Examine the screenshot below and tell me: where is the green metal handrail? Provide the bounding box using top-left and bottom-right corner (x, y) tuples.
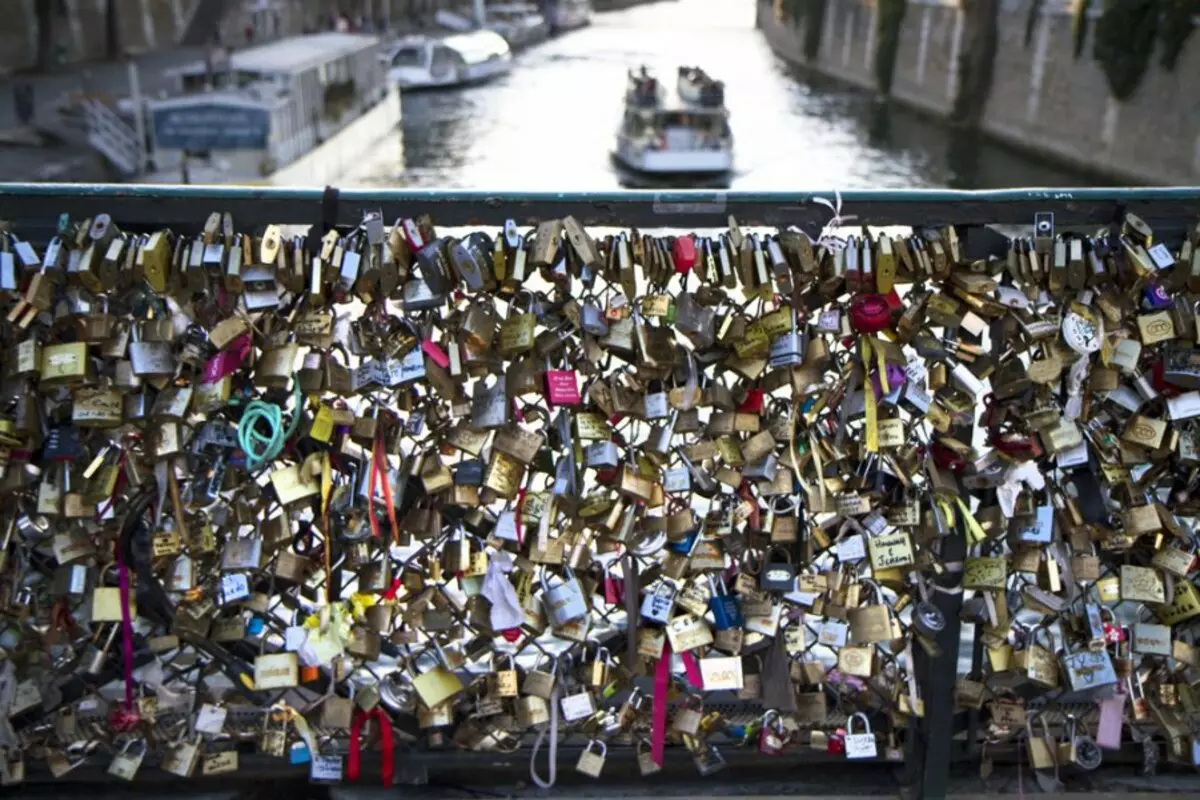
(2, 183), (1199, 234)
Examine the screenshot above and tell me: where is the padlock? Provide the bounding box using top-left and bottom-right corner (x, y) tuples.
(843, 713), (877, 759)
(708, 574), (744, 630)
(759, 546), (796, 592)
(640, 581), (678, 624)
(541, 567), (588, 626)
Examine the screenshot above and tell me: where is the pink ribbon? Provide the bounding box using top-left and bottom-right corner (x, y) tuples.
(116, 543), (135, 710)
(651, 641), (671, 767)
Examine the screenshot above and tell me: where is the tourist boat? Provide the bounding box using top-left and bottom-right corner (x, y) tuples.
(612, 66), (733, 177)
(484, 3), (551, 50)
(545, 0), (592, 34)
(383, 30), (513, 90)
(95, 32), (402, 186)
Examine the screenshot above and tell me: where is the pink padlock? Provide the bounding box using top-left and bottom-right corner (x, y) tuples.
(421, 338), (450, 370)
(544, 357), (580, 407)
(203, 333), (251, 383)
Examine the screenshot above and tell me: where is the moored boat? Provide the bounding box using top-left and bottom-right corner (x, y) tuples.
(102, 32), (402, 186)
(383, 30), (513, 90)
(545, 0), (592, 33)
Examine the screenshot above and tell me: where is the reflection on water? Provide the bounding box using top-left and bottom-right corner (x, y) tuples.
(340, 0), (1102, 191)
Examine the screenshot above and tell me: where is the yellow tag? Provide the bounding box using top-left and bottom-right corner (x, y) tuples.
(955, 498), (987, 545)
(862, 339), (879, 453)
(310, 404), (334, 443)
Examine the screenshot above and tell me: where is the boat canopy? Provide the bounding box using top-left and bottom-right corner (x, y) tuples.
(443, 31), (512, 64)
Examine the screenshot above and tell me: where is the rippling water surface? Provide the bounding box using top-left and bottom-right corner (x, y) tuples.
(343, 0), (1100, 191)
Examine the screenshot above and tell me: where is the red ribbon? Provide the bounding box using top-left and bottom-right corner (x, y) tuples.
(651, 640), (671, 767)
(347, 707), (394, 786)
(368, 436), (399, 545)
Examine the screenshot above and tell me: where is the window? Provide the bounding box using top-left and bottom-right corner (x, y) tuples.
(391, 47), (423, 68)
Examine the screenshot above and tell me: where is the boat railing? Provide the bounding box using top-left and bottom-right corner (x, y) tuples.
(82, 99), (144, 177)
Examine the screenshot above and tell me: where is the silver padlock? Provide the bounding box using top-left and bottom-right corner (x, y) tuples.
(768, 306), (805, 368)
(128, 323), (176, 379)
(584, 440), (620, 469)
(541, 567), (588, 626)
(640, 581), (678, 624)
(581, 300), (609, 336)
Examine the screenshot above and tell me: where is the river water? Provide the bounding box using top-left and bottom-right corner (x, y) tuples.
(343, 0), (1103, 191)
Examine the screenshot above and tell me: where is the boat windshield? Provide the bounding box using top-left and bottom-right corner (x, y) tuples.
(624, 110), (730, 150)
(390, 46), (424, 68)
(445, 33), (507, 64)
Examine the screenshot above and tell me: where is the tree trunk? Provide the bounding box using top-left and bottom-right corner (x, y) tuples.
(35, 0), (54, 70)
(105, 0), (120, 60)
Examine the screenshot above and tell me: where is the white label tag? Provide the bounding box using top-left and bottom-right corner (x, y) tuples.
(560, 692), (596, 722)
(194, 703), (227, 735)
(817, 309), (841, 332)
(1148, 242), (1175, 269)
(1168, 391), (1200, 421)
(285, 625), (308, 651)
(836, 534), (866, 562)
(1105, 386), (1143, 413)
(845, 732), (878, 759)
(699, 656), (744, 691)
(904, 385), (932, 413)
(1056, 441), (1089, 468)
(663, 466), (690, 493)
(310, 755), (343, 782)
(220, 573), (250, 604)
(818, 619), (849, 648)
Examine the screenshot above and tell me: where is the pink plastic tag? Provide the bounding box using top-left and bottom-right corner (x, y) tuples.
(1096, 691), (1126, 749)
(421, 339), (450, 369)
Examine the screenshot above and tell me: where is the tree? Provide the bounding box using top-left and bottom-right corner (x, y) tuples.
(35, 0), (54, 69)
(105, 0), (120, 59)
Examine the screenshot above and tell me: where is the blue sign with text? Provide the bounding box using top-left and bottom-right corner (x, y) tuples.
(152, 104), (270, 151)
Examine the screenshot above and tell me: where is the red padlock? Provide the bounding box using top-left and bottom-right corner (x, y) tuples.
(672, 235), (697, 274)
(737, 388), (764, 413)
(759, 711), (786, 756)
(826, 731), (846, 756)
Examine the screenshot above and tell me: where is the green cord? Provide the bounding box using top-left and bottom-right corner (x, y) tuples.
(237, 385), (303, 472)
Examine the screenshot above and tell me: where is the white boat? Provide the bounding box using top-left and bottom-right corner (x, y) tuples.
(383, 30), (513, 90)
(110, 33), (401, 186)
(546, 0), (592, 33)
(613, 66), (733, 176)
(484, 3), (551, 50)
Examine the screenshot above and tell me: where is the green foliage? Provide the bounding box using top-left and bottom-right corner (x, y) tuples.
(874, 0), (908, 93)
(803, 0), (828, 61)
(1072, 0), (1092, 59)
(1025, 0), (1045, 46)
(1093, 0), (1159, 100)
(1158, 0), (1198, 69)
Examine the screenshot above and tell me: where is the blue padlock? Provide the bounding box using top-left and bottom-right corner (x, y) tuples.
(247, 617), (266, 637)
(289, 741), (311, 765)
(668, 529), (699, 555)
(708, 575), (743, 630)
